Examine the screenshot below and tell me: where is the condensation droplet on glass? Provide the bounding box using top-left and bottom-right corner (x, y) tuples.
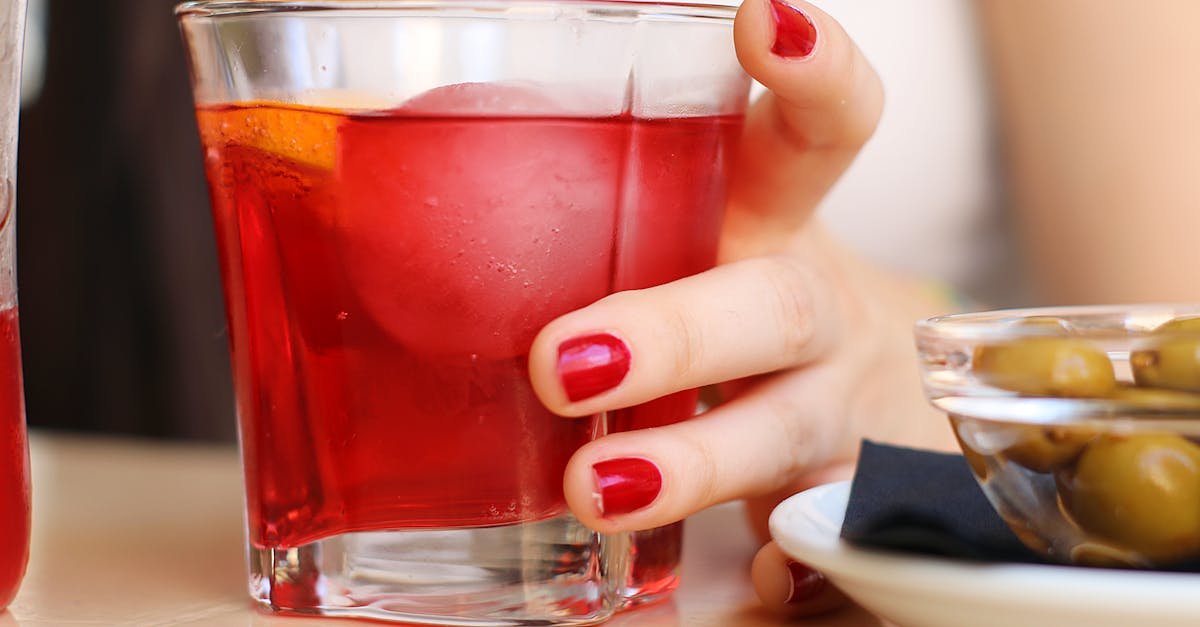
(336, 311), (349, 321)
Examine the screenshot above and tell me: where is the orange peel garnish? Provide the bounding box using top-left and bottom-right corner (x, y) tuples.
(196, 102), (340, 170)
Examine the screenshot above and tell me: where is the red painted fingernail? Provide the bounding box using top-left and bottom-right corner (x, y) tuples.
(557, 333), (631, 402)
(769, 0), (817, 59)
(592, 457), (662, 517)
(785, 560), (827, 604)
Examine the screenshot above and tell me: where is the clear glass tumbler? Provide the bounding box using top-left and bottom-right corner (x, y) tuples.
(178, 1), (748, 624)
(0, 0), (30, 610)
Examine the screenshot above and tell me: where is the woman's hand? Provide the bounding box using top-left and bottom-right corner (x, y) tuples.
(528, 0), (957, 615)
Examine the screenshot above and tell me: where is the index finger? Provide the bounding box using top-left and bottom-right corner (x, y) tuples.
(725, 0), (884, 254)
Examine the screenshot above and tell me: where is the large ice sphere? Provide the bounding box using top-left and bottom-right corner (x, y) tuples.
(335, 83), (624, 358)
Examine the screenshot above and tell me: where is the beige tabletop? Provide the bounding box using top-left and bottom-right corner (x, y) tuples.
(4, 433), (884, 627)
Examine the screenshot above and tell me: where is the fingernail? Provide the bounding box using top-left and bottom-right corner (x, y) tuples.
(592, 457), (662, 517)
(785, 560), (827, 604)
(557, 333), (631, 402)
(769, 0), (817, 59)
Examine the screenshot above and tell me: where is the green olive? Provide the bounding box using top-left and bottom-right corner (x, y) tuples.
(1131, 320), (1200, 392)
(949, 415), (990, 480)
(1057, 433), (1200, 563)
(1154, 316), (1200, 333)
(974, 337), (1116, 397)
(1002, 426), (1097, 473)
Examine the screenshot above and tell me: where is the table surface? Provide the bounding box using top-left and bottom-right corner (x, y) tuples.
(5, 433), (885, 626)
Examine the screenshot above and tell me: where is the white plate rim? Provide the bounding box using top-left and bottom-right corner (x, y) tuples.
(769, 481), (1200, 619)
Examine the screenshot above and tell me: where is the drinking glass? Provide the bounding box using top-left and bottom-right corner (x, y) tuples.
(178, 1), (748, 623)
(0, 0), (30, 610)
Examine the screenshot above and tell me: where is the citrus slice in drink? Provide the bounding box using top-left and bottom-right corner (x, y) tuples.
(198, 102), (383, 350)
(196, 101), (341, 171)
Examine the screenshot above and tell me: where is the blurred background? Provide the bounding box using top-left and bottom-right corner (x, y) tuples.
(17, 0), (234, 441)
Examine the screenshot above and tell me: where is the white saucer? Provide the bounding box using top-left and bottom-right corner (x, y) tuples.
(770, 481), (1200, 627)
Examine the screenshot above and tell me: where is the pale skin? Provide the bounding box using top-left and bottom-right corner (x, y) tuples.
(526, 0), (1200, 616)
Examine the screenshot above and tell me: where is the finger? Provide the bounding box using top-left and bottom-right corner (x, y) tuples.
(752, 542), (849, 617)
(725, 0), (884, 248)
(560, 373), (848, 533)
(744, 461), (856, 544)
(528, 252), (841, 416)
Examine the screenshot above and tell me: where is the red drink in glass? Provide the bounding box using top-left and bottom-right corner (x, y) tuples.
(0, 307), (28, 609)
(182, 5), (747, 622)
(197, 102), (741, 550)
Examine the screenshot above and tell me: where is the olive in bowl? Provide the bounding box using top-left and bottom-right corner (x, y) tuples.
(916, 305), (1200, 568)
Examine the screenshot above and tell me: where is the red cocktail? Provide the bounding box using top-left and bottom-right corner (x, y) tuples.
(198, 100), (741, 548)
(180, 2), (748, 622)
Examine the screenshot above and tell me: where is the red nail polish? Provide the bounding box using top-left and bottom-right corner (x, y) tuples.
(557, 333), (631, 402)
(785, 560), (827, 604)
(592, 457), (662, 517)
(769, 0), (817, 58)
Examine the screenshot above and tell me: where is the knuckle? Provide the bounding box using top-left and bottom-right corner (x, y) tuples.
(754, 256), (818, 367)
(679, 431), (722, 507)
(764, 392), (816, 485)
(765, 376), (850, 489)
(597, 289), (708, 386)
(661, 302), (705, 383)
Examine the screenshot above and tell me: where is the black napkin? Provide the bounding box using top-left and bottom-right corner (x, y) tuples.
(839, 440), (1200, 572)
(839, 440), (1044, 563)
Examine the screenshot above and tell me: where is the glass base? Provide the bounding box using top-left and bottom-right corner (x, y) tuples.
(620, 521), (683, 608)
(249, 513), (626, 626)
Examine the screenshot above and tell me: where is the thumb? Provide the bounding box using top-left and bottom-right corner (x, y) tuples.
(752, 541), (849, 617)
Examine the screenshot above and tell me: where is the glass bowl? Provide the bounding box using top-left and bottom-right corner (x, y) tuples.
(915, 304), (1200, 568)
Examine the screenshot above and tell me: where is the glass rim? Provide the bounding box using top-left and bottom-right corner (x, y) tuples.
(940, 401), (1200, 430)
(175, 0), (741, 21)
(914, 303), (1200, 342)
